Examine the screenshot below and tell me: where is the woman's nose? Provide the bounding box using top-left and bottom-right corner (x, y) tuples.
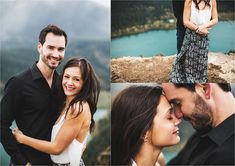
(67, 78), (73, 85)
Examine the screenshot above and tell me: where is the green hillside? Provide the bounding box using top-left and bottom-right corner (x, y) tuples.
(0, 40), (110, 91)
(112, 0), (235, 37)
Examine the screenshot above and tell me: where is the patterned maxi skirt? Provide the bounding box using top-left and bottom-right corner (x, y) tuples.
(170, 28), (209, 83)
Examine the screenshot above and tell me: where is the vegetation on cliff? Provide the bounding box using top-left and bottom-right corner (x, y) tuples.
(112, 0), (235, 38)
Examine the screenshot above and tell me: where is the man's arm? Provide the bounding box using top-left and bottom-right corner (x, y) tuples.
(14, 102), (90, 155)
(0, 77), (28, 165)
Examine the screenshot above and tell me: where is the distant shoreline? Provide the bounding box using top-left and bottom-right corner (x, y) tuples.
(112, 22), (176, 39)
(112, 13), (234, 38)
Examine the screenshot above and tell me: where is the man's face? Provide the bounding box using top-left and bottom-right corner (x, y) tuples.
(38, 32), (66, 69)
(162, 83), (213, 131)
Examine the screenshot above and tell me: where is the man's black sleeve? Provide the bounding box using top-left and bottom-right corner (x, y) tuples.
(0, 77), (27, 165)
(172, 0), (185, 27)
(167, 132), (198, 165)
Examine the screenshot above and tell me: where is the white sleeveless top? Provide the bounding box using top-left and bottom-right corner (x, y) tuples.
(190, 0), (212, 25)
(131, 159), (160, 166)
(131, 159), (137, 166)
(50, 113), (89, 166)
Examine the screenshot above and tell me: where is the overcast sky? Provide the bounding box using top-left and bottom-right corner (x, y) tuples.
(0, 0), (110, 42)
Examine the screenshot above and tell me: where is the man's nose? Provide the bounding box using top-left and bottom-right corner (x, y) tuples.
(175, 109), (183, 119)
(52, 50), (60, 58)
(172, 112), (181, 125)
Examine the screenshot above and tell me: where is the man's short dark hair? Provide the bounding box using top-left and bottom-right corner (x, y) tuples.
(174, 83), (231, 92)
(39, 24), (67, 46)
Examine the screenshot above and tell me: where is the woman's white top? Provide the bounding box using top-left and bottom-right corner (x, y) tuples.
(131, 159), (137, 166)
(50, 113), (89, 166)
(131, 159), (160, 166)
(190, 0), (212, 25)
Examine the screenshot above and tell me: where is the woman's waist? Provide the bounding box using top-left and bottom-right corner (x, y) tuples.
(50, 139), (86, 160)
(51, 148), (70, 164)
(184, 28), (209, 42)
(190, 14), (211, 25)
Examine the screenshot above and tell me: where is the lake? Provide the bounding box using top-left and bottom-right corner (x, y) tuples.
(111, 21), (235, 58)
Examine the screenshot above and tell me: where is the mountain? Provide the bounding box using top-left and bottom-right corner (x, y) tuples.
(0, 0), (110, 90)
(1, 39), (110, 90)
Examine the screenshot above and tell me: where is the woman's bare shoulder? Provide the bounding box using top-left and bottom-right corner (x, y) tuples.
(66, 101), (91, 120)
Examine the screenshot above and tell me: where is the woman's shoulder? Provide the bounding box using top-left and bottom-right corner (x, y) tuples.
(67, 101), (91, 120)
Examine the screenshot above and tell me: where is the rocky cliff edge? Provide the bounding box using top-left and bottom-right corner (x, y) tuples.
(111, 52), (235, 83)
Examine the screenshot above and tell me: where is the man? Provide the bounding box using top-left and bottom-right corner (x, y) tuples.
(1, 24), (67, 165)
(172, 0), (185, 53)
(162, 83), (235, 165)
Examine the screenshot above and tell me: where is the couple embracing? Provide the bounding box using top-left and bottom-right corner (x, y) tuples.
(170, 0), (218, 83)
(112, 83), (234, 165)
(1, 25), (100, 166)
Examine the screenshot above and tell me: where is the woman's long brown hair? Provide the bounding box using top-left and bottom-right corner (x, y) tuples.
(60, 57), (100, 132)
(193, 0), (211, 10)
(111, 85), (163, 165)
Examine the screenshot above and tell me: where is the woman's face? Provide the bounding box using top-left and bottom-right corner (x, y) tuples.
(62, 66), (84, 98)
(148, 95), (181, 147)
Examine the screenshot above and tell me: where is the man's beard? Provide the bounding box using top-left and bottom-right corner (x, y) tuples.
(184, 94), (213, 131)
(42, 54), (61, 69)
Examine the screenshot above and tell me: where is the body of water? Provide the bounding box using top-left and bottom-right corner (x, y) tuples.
(111, 21), (235, 57)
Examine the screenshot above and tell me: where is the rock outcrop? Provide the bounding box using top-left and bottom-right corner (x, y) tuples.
(111, 52), (235, 83)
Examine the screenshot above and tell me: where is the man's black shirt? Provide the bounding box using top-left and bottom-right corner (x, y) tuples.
(168, 114), (235, 165)
(0, 63), (62, 165)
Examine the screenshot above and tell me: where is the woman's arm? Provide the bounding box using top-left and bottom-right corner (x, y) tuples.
(183, 0), (199, 31)
(200, 0), (218, 29)
(183, 0), (218, 35)
(14, 102), (90, 155)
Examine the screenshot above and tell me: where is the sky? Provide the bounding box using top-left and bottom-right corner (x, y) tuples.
(0, 0), (110, 7)
(0, 0), (110, 42)
(90, 0), (110, 8)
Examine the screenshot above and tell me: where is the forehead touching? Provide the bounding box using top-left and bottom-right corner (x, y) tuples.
(156, 95), (173, 116)
(162, 83), (193, 102)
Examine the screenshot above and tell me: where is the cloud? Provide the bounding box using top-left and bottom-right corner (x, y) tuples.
(0, 0), (110, 44)
(89, 0), (110, 8)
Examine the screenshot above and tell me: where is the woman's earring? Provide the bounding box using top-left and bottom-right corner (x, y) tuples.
(143, 134), (149, 142)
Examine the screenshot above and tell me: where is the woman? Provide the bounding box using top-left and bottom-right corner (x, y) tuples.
(13, 57), (100, 166)
(170, 0), (218, 83)
(111, 85), (181, 166)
